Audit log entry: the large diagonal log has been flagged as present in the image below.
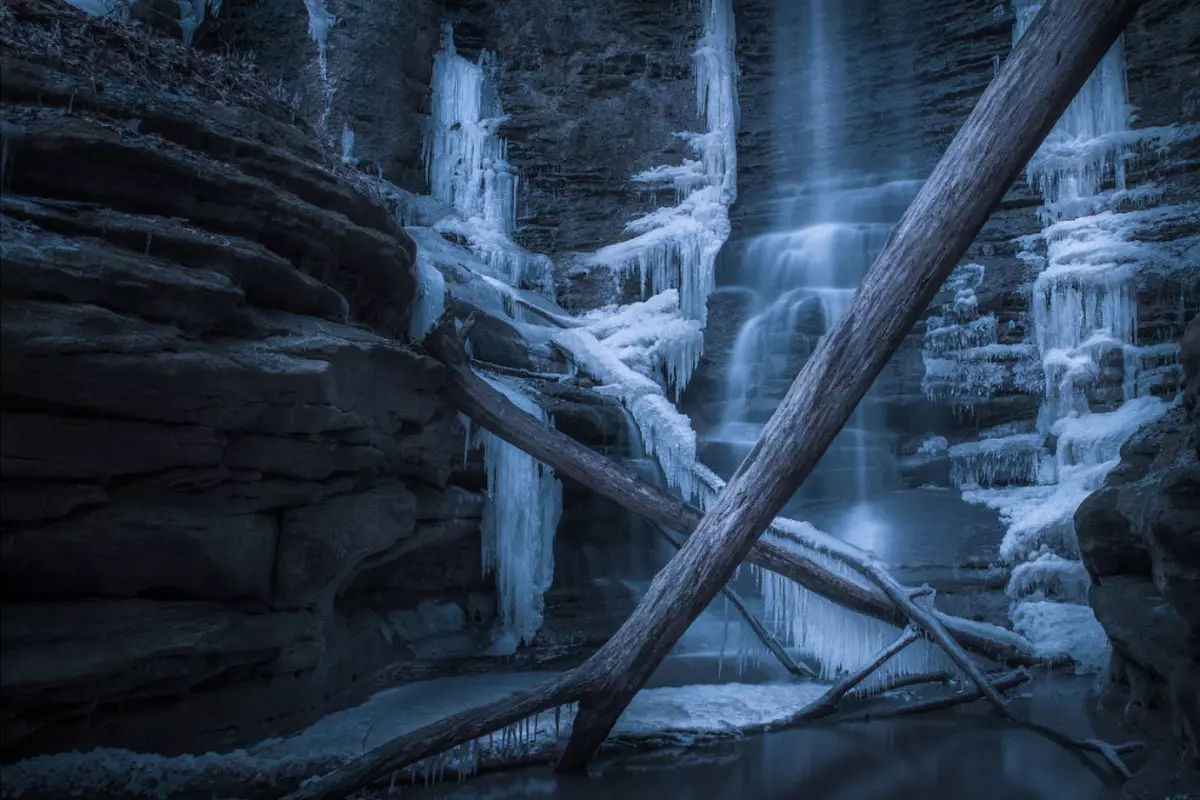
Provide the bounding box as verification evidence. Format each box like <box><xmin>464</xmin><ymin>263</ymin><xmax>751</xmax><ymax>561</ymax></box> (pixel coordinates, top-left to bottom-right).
<box><xmin>424</xmin><ymin>319</ymin><xmax>1043</xmax><ymax>667</ymax></box>
<box><xmin>555</xmin><ymin>0</ymin><xmax>1145</xmax><ymax>772</ymax></box>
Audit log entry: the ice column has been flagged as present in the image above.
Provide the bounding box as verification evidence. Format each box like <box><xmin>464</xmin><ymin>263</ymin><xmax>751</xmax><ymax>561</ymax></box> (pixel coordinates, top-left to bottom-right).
<box><xmin>477</xmin><ymin>376</ymin><xmax>563</xmax><ymax>649</ymax></box>
<box><xmin>423</xmin><ymin>24</ymin><xmax>518</xmax><ymax>235</ymax></box>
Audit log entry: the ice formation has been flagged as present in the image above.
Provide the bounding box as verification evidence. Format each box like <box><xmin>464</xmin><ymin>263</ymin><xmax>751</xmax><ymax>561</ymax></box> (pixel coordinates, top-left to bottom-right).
<box><xmin>578</xmin><ymin>291</ymin><xmax>705</xmax><ymax>402</ymax></box>
<box><xmin>948</xmin><ymin>434</ymin><xmax>1045</xmax><ymax>489</ymax></box>
<box><xmin>585</xmin><ymin>0</ymin><xmax>738</xmax><ymax>324</ymax></box>
<box><xmin>753</xmin><ymin>527</ymin><xmax>951</xmax><ymax>683</ymax></box>
<box><xmin>555</xmin><ymin>326</ymin><xmax>705</xmax><ymax>505</ymax></box>
<box><xmin>302</xmin><ymin>0</ymin><xmax>337</xmax><ymax>136</ymax></box>
<box><xmin>424</xmin><ymin>25</ymin><xmax>518</xmax><ymax>235</ymax></box>
<box><xmin>0</xmin><ymin>673</ymin><xmax>839</xmax><ymax>799</ymax></box>
<box><xmin>920</xmin><ymin>263</ymin><xmax>1018</xmax><ymax>412</ymax></box>
<box><xmin>419</xmin><ymin>26</ymin><xmax>554</xmax><ymax>298</ymax></box>
<box><xmin>408</xmin><ymin>250</ymin><xmax>446</xmax><ymax>341</ymax></box>
<box><xmin>931</xmin><ymin>3</ymin><xmax>1195</xmax><ymax>670</ymax></box>
<box><xmin>475</xmin><ymin>375</ymin><xmax>562</xmax><ymax>649</ymax></box>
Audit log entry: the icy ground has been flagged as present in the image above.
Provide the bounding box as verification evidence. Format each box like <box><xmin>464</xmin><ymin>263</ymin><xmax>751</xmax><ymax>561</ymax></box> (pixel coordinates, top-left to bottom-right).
<box><xmin>0</xmin><ymin>675</ymin><xmax>835</xmax><ymax>799</ymax></box>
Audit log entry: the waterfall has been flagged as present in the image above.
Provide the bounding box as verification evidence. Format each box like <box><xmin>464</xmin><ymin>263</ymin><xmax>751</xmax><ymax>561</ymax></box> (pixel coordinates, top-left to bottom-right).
<box><xmin>705</xmin><ymin>0</ymin><xmax>915</xmax><ymax>508</ymax></box>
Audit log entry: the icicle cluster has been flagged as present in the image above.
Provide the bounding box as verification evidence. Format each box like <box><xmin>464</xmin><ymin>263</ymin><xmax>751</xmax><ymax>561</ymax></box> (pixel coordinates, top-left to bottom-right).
<box><xmin>1012</xmin><ymin>0</ymin><xmax>1129</xmax><ymax>209</ymax></box>
<box><xmin>578</xmin><ymin>291</ymin><xmax>704</xmax><ymax>402</ymax></box>
<box><xmin>586</xmin><ymin>0</ymin><xmax>738</xmax><ymax>326</ymax></box>
<box><xmin>919</xmin><ymin>263</ymin><xmax>1030</xmax><ymax>413</ymax></box>
<box><xmin>418</xmin><ymin>26</ymin><xmax>555</xmax><ymax>299</ymax></box>
<box><xmin>555</xmin><ymin>327</ymin><xmax>706</xmax><ymax>505</ymax></box>
<box><xmin>424</xmin><ymin>25</ymin><xmax>518</xmax><ymax>235</ymax></box>
<box><xmin>475</xmin><ymin>376</ymin><xmax>562</xmax><ymax>649</ymax></box>
<box><xmin>937</xmin><ymin>5</ymin><xmax>1193</xmax><ymax>671</ymax></box>
<box><xmin>948</xmin><ymin>433</ymin><xmax>1045</xmax><ymax>489</ymax></box>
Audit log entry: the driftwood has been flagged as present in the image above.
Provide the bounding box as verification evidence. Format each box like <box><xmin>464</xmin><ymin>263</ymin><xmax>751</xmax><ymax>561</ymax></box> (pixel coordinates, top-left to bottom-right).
<box><xmin>841</xmin><ymin>670</ymin><xmax>1033</xmax><ymax>723</ymax></box>
<box><xmin>554</xmin><ymin>0</ymin><xmax>1147</xmax><ymax>773</ymax></box>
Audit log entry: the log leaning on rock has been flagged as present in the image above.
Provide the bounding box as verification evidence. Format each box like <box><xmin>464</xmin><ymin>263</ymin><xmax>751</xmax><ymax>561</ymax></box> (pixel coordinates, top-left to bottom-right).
<box><xmin>553</xmin><ymin>0</ymin><xmax>1148</xmax><ymax>773</ymax></box>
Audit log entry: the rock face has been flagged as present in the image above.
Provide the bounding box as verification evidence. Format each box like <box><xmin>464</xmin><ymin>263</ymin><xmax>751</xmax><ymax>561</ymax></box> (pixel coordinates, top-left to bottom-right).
<box><xmin>0</xmin><ymin>0</ymin><xmax>670</xmax><ymax>760</ymax></box>
<box><xmin>210</xmin><ymin>0</ymin><xmax>443</xmax><ymax>191</ymax></box>
<box><xmin>1075</xmin><ymin>313</ymin><xmax>1200</xmax><ymax>775</ymax></box>
<box><xmin>0</xmin><ymin>0</ymin><xmax>482</xmax><ymax>758</ymax></box>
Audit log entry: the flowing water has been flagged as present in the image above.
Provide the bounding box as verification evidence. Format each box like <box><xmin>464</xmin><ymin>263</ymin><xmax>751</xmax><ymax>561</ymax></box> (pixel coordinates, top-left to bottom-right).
<box><xmin>700</xmin><ymin>0</ymin><xmax>920</xmax><ymax>510</ymax></box>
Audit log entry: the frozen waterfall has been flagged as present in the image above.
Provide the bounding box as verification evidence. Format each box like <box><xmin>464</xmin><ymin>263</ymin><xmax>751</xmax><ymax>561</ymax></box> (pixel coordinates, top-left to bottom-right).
<box><xmin>930</xmin><ymin>0</ymin><xmax>1192</xmax><ymax>671</ymax></box>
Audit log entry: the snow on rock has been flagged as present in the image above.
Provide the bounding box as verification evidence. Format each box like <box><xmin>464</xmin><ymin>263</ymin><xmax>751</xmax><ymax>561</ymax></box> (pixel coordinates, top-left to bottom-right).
<box><xmin>1007</xmin><ymin>552</ymin><xmax>1092</xmax><ymax>605</ymax></box>
<box><xmin>1011</xmin><ymin>600</ymin><xmax>1111</xmax><ymax>674</ymax></box>
<box><xmin>0</xmin><ymin>676</ymin><xmax>840</xmax><ymax>799</ymax></box>
<box><xmin>1051</xmin><ymin>394</ymin><xmax>1169</xmax><ymax>471</ymax></box>
<box><xmin>917</xmin><ymin>435</ymin><xmax>949</xmax><ymax>455</ymax></box>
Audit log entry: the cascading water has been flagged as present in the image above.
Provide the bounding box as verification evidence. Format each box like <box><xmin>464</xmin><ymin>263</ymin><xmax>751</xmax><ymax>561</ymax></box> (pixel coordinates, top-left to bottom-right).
<box><xmin>704</xmin><ymin>0</ymin><xmax>917</xmax><ymax>510</ymax></box>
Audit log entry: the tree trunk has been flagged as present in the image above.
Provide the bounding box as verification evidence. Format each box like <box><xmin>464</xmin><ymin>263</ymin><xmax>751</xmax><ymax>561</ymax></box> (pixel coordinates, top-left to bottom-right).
<box><xmin>425</xmin><ymin>319</ymin><xmax>1047</xmax><ymax>668</ymax></box>
<box><xmin>554</xmin><ymin>0</ymin><xmax>1146</xmax><ymax>772</ymax></box>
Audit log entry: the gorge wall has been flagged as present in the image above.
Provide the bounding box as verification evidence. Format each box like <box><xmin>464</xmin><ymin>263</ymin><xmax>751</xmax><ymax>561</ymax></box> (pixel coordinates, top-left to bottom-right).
<box><xmin>2</xmin><ymin>0</ymin><xmax>1198</xmax><ymax>778</ymax></box>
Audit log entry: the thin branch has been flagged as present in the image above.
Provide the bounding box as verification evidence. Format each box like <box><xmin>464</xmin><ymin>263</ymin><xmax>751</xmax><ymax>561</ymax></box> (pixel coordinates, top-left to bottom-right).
<box><xmin>840</xmin><ymin>670</ymin><xmax>1032</xmax><ymax>722</ymax></box>
<box><xmin>780</xmin><ymin>626</ymin><xmax>923</xmax><ymax>724</ymax></box>
<box><xmin>655</xmin><ymin>524</ymin><xmax>814</xmax><ymax>678</ymax></box>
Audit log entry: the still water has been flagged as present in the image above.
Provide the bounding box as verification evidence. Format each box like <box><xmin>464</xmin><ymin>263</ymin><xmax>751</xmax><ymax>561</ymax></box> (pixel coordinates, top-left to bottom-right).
<box><xmin>396</xmin><ymin>678</ymin><xmax>1120</xmax><ymax>800</ymax></box>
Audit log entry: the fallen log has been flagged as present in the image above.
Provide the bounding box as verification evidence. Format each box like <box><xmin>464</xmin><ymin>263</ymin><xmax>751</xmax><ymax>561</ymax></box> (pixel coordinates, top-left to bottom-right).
<box><xmin>840</xmin><ymin>670</ymin><xmax>1033</xmax><ymax>723</ymax></box>
<box><xmin>554</xmin><ymin>0</ymin><xmax>1147</xmax><ymax>773</ymax></box>
<box><xmin>425</xmin><ymin>318</ymin><xmax>1047</xmax><ymax>669</ymax></box>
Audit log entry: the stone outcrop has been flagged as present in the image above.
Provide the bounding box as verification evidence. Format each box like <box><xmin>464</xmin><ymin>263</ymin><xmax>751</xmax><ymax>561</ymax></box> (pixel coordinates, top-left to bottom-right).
<box><xmin>1075</xmin><ymin>313</ymin><xmax>1200</xmax><ymax>778</ymax></box>
<box><xmin>0</xmin><ymin>0</ymin><xmax>672</xmax><ymax>760</ymax></box>
<box><xmin>0</xmin><ymin>0</ymin><xmax>480</xmax><ymax>758</ymax></box>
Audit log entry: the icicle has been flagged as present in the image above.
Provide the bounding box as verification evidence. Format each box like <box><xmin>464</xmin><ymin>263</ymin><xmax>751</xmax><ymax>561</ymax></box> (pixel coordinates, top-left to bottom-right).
<box><xmin>477</xmin><ymin>376</ymin><xmax>562</xmax><ymax>648</ymax></box>
<box><xmin>340</xmin><ymin>123</ymin><xmax>358</xmax><ymax>166</ymax></box>
<box><xmin>424</xmin><ymin>24</ymin><xmax>518</xmax><ymax>234</ymax></box>
<box><xmin>583</xmin><ymin>0</ymin><xmax>736</xmax><ymax>325</ymax></box>
<box><xmin>409</xmin><ymin>252</ymin><xmax>447</xmax><ymax>341</ymax></box>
